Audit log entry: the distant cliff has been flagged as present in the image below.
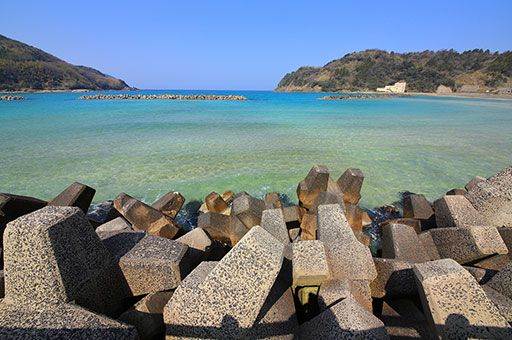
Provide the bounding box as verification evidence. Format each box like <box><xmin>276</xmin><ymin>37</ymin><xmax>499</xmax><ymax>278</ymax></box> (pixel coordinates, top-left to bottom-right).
<box><xmin>0</xmin><ymin>34</ymin><xmax>132</xmax><ymax>91</ymax></box>
<box><xmin>276</xmin><ymin>49</ymin><xmax>512</xmax><ymax>93</ymax></box>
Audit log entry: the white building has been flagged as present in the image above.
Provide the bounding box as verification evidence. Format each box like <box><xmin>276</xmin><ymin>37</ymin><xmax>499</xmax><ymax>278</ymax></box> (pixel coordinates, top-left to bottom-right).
<box><xmin>376</xmin><ymin>80</ymin><xmax>407</xmax><ymax>93</ymax></box>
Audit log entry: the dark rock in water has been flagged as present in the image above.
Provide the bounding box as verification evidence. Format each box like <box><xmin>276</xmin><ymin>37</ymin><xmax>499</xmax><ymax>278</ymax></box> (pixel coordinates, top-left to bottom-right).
<box><xmin>48</xmin><ymin>181</ymin><xmax>96</xmax><ymax>213</ymax></box>
<box><xmin>365</xmin><ymin>204</ymin><xmax>401</xmax><ymax>255</ymax></box>
<box><xmin>0</xmin><ymin>95</ymin><xmax>25</xmax><ymax>100</ymax></box>
<box><xmin>86</xmin><ymin>200</ymin><xmax>121</xmax><ymax>228</ymax></box>
<box><xmin>80</xmin><ymin>94</ymin><xmax>247</xmax><ymax>100</ymax></box>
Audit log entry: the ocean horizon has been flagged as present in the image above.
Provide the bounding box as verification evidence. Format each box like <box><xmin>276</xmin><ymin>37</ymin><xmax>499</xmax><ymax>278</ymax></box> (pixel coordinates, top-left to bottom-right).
<box><xmin>1</xmin><ymin>89</ymin><xmax>511</xmax><ymax>209</ymax></box>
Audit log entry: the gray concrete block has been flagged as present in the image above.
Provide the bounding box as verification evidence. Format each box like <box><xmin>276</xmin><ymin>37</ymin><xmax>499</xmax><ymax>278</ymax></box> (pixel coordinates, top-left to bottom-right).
<box><xmin>413</xmin><ymin>258</ymin><xmax>512</xmax><ymax>339</ymax></box>
<box><xmin>434</xmin><ymin>195</ymin><xmax>487</xmax><ymax>228</ymax></box>
<box><xmin>292</xmin><ymin>240</ymin><xmax>329</xmax><ymax>286</ymax></box>
<box><xmin>164</xmin><ymin>226</ymin><xmax>284</xmax><ymax>339</ymax></box>
<box><xmin>317</xmin><ymin>204</ymin><xmax>377</xmax><ymax>281</ymax></box>
<box><xmin>261</xmin><ymin>208</ymin><xmax>290</xmax><ymax>245</ymax></box>
<box><xmin>381</xmin><ymin>223</ymin><xmax>429</xmax><ymax>263</ymax></box>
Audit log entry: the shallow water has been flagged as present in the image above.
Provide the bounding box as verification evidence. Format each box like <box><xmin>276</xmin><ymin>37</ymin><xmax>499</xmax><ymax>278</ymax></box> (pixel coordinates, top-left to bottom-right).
<box><xmin>1</xmin><ymin>90</ymin><xmax>511</xmax><ymax>208</ymax></box>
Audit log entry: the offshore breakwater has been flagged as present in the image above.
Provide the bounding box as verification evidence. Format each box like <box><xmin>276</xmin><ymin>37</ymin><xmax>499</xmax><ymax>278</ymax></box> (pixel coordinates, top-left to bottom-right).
<box><xmin>79</xmin><ymin>93</ymin><xmax>247</xmax><ymax>100</ymax></box>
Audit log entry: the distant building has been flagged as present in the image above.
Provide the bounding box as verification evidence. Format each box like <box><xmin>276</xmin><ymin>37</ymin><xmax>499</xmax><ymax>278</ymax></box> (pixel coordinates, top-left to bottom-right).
<box><xmin>376</xmin><ymin>80</ymin><xmax>406</xmax><ymax>93</ymax></box>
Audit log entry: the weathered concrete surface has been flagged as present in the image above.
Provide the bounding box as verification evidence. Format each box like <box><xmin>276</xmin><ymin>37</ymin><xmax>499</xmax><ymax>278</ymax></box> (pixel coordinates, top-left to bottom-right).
<box><xmin>164</xmin><ymin>226</ymin><xmax>284</xmax><ymax>339</ymax></box>
<box><xmin>231</xmin><ymin>193</ymin><xmax>266</xmax><ymax>228</ymax></box>
<box><xmin>48</xmin><ymin>182</ymin><xmax>96</xmax><ymax>213</ymax></box>
<box><xmin>310</xmin><ymin>191</ymin><xmax>344</xmax><ymax>215</ymax></box>
<box><xmin>317</xmin><ymin>204</ymin><xmax>377</xmax><ymax>281</ymax></box>
<box><xmin>472</xmin><ymin>254</ymin><xmax>511</xmax><ymax>271</ymax></box>
<box><xmin>403</xmin><ymin>193</ymin><xmax>434</xmax><ymax>220</ymax></box>
<box><xmin>95</xmin><ymin>216</ymin><xmax>131</xmax><ymax>234</ymax></box>
<box><xmin>380</xmin><ymin>299</ymin><xmax>430</xmax><ymax>339</ymax></box>
<box><xmin>381</xmin><ymin>223</ymin><xmax>429</xmax><ymax>263</ymax></box>
<box><xmin>465</xmin><ymin>175</ymin><xmax>487</xmax><ymax>191</ymax></box>
<box><xmin>482</xmin><ymin>285</ymin><xmax>512</xmax><ymax>323</ymax></box>
<box><xmin>413</xmin><ymin>258</ymin><xmax>512</xmax><ymax>339</ymax></box>
<box><xmin>317</xmin><ymin>279</ymin><xmax>351</xmax><ymax>312</ymax></box>
<box><xmin>119</xmin><ymin>290</ymin><xmax>174</xmax><ymax>339</ymax></box>
<box><xmin>176</xmin><ymin>227</ymin><xmax>212</xmax><ymax>252</ymax></box>
<box><xmin>299</xmin><ymin>295</ymin><xmax>389</xmax><ymax>339</ymax></box>
<box><xmin>0</xmin><ymin>302</ymin><xmax>137</xmax><ymax>339</ymax></box>
<box><xmin>498</xmin><ymin>227</ymin><xmax>512</xmax><ymax>253</ymax></box>
<box><xmin>288</xmin><ymin>228</ymin><xmax>300</xmax><ymax>242</ymax></box>
<box><xmin>370</xmin><ymin>258</ymin><xmax>416</xmax><ymax>298</ymax></box>
<box><xmin>337</xmin><ymin>168</ymin><xmax>364</xmax><ymax>205</ymax></box>
<box><xmin>204</xmin><ymin>192</ymin><xmax>228</xmax><ymax>213</ymax></box>
<box><xmin>119</xmin><ymin>235</ymin><xmax>190</xmax><ymax>296</ymax></box>
<box><xmin>486</xmin><ymin>261</ymin><xmax>512</xmax><ymax>300</ymax></box>
<box><xmin>434</xmin><ymin>195</ymin><xmax>487</xmax><ymax>228</ymax></box>
<box><xmin>152</xmin><ymin>191</ymin><xmax>185</xmax><ymax>219</ymax></box>
<box><xmin>426</xmin><ymin>226</ymin><xmax>508</xmax><ymax>264</ymax></box>
<box><xmin>114</xmin><ymin>193</ymin><xmax>182</xmax><ymax>238</ymax></box>
<box><xmin>261</xmin><ymin>208</ymin><xmax>290</xmax><ymax>245</ymax></box>
<box><xmin>282</xmin><ymin>205</ymin><xmax>302</xmax><ymax>228</ymax></box>
<box><xmin>292</xmin><ymin>240</ymin><xmax>329</xmax><ymax>286</ymax></box>
<box><xmin>0</xmin><ymin>270</ymin><xmax>4</xmax><ymax>298</ymax></box>
<box><xmin>465</xmin><ymin>168</ymin><xmax>512</xmax><ymax>227</ymax></box>
<box><xmin>3</xmin><ymin>206</ymin><xmax>119</xmax><ymax>306</ymax></box>
<box><xmin>380</xmin><ymin>218</ymin><xmax>422</xmax><ymax>234</ymax></box>
<box><xmin>297</xmin><ymin>165</ymin><xmax>330</xmax><ymax>209</ymax></box>
<box><xmin>418</xmin><ymin>232</ymin><xmax>441</xmax><ymax>261</ymax></box>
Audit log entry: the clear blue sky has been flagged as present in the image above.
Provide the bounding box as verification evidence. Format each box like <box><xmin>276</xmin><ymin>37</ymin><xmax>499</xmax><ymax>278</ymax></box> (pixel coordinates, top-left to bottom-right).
<box><xmin>1</xmin><ymin>0</ymin><xmax>511</xmax><ymax>90</ymax></box>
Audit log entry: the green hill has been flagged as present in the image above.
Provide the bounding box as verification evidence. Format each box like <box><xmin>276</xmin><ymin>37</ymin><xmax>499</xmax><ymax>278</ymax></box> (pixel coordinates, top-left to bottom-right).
<box><xmin>0</xmin><ymin>34</ymin><xmax>131</xmax><ymax>91</ymax></box>
<box><xmin>276</xmin><ymin>49</ymin><xmax>512</xmax><ymax>93</ymax></box>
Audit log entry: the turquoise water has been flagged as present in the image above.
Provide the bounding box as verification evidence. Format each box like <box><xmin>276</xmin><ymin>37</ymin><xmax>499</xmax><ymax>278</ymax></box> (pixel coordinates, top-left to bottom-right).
<box><xmin>1</xmin><ymin>90</ymin><xmax>511</xmax><ymax>208</ymax></box>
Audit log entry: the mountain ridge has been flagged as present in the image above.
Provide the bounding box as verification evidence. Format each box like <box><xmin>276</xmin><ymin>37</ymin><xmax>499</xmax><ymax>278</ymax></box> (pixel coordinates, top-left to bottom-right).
<box><xmin>276</xmin><ymin>49</ymin><xmax>512</xmax><ymax>93</ymax></box>
<box><xmin>0</xmin><ymin>34</ymin><xmax>132</xmax><ymax>92</ymax></box>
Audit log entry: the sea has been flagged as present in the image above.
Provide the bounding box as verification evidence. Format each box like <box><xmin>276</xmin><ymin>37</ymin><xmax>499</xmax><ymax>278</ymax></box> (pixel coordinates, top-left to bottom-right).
<box><xmin>1</xmin><ymin>90</ymin><xmax>511</xmax><ymax>211</ymax></box>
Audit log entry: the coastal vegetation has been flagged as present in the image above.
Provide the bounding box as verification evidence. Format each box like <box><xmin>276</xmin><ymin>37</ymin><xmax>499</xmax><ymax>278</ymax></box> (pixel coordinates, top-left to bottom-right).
<box><xmin>276</xmin><ymin>49</ymin><xmax>512</xmax><ymax>93</ymax></box>
<box><xmin>0</xmin><ymin>34</ymin><xmax>131</xmax><ymax>92</ymax></box>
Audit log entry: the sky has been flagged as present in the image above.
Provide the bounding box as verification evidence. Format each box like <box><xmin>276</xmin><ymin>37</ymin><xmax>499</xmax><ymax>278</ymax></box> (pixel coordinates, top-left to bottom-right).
<box><xmin>1</xmin><ymin>0</ymin><xmax>511</xmax><ymax>90</ymax></box>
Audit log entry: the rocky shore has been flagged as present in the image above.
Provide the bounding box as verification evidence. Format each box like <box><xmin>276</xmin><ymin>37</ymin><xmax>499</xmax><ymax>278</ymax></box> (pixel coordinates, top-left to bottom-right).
<box><xmin>319</xmin><ymin>93</ymin><xmax>408</xmax><ymax>100</ymax></box>
<box><xmin>0</xmin><ymin>95</ymin><xmax>25</xmax><ymax>101</ymax></box>
<box><xmin>1</xmin><ymin>165</ymin><xmax>512</xmax><ymax>339</ymax></box>
<box><xmin>79</xmin><ymin>94</ymin><xmax>247</xmax><ymax>101</ymax></box>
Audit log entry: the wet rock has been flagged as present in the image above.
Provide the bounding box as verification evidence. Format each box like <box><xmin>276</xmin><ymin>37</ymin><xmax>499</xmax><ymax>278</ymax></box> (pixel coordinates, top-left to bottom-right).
<box><xmin>381</xmin><ymin>223</ymin><xmax>429</xmax><ymax>263</ymax></box>
<box><xmin>152</xmin><ymin>191</ymin><xmax>185</xmax><ymax>219</ymax></box>
<box><xmin>434</xmin><ymin>195</ymin><xmax>487</xmax><ymax>228</ymax></box>
<box><xmin>317</xmin><ymin>204</ymin><xmax>377</xmax><ymax>281</ymax></box>
<box><xmin>204</xmin><ymin>192</ymin><xmax>229</xmax><ymax>213</ymax></box>
<box><xmin>413</xmin><ymin>258</ymin><xmax>512</xmax><ymax>338</ymax></box>
<box><xmin>119</xmin><ymin>290</ymin><xmax>174</xmax><ymax>339</ymax></box>
<box><xmin>231</xmin><ymin>193</ymin><xmax>266</xmax><ymax>228</ymax></box>
<box><xmin>86</xmin><ymin>200</ymin><xmax>122</xmax><ymax>228</ymax></box>
<box><xmin>261</xmin><ymin>208</ymin><xmax>290</xmax><ymax>245</ymax></box>
<box><xmin>292</xmin><ymin>240</ymin><xmax>330</xmax><ymax>287</ymax></box>
<box><xmin>337</xmin><ymin>168</ymin><xmax>364</xmax><ymax>205</ymax></box>
<box><xmin>114</xmin><ymin>193</ymin><xmax>182</xmax><ymax>239</ymax></box>
<box><xmin>0</xmin><ymin>302</ymin><xmax>137</xmax><ymax>339</ymax></box>
<box><xmin>164</xmin><ymin>226</ymin><xmax>284</xmax><ymax>339</ymax></box>
<box><xmin>370</xmin><ymin>258</ymin><xmax>416</xmax><ymax>298</ymax></box>
<box><xmin>48</xmin><ymin>182</ymin><xmax>96</xmax><ymax>213</ymax></box>
<box><xmin>297</xmin><ymin>165</ymin><xmax>330</xmax><ymax>209</ymax></box>
<box><xmin>299</xmin><ymin>295</ymin><xmax>389</xmax><ymax>339</ymax></box>
<box><xmin>425</xmin><ymin>226</ymin><xmax>508</xmax><ymax>264</ymax></box>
